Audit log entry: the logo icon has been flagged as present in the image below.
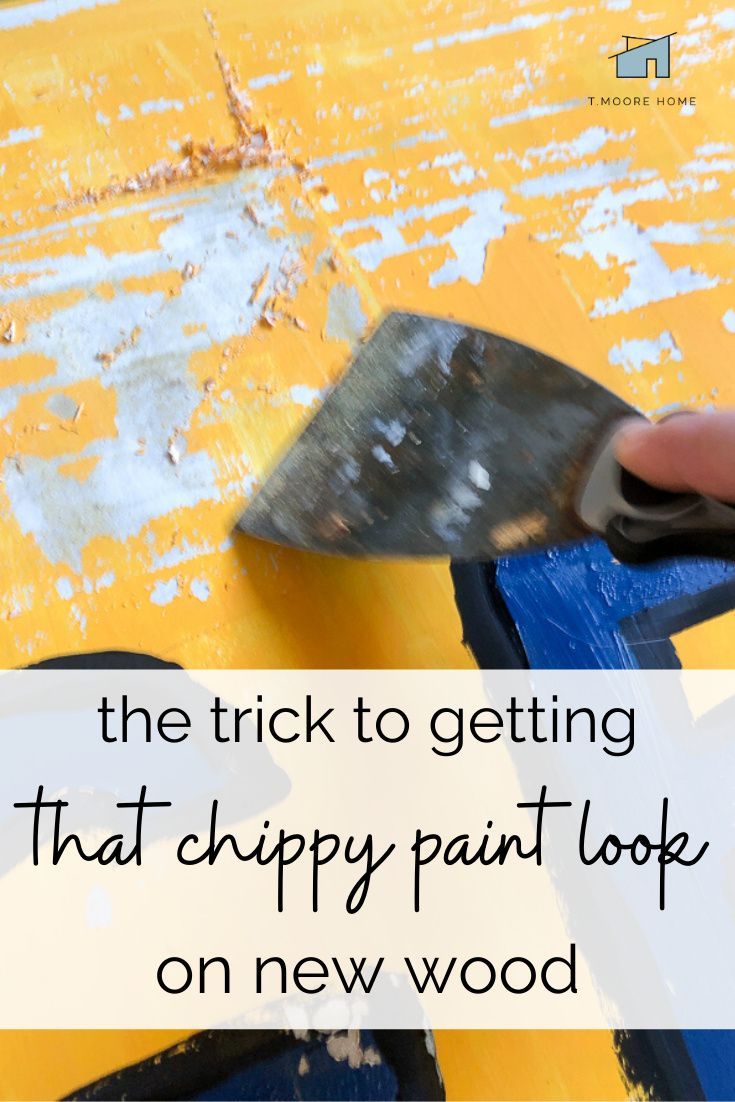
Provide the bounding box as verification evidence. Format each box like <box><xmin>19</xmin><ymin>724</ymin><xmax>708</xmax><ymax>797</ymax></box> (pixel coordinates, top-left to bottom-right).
<box><xmin>609</xmin><ymin>33</ymin><xmax>675</xmax><ymax>78</ymax></box>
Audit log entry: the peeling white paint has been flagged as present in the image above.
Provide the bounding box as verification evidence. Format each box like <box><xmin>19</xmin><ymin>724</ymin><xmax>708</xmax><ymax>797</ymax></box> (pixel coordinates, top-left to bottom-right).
<box><xmin>310</xmin><ymin>147</ymin><xmax>377</xmax><ymax>169</ymax></box>
<box><xmin>560</xmin><ymin>179</ymin><xmax>719</xmax><ymax>316</ymax></box>
<box><xmin>609</xmin><ymin>330</ymin><xmax>682</xmax><ymax>373</ymax></box>
<box><xmin>151</xmin><ymin>538</ymin><xmax>214</xmax><ymax>569</ymax></box>
<box><xmin>325</xmin><ymin>283</ymin><xmax>368</xmax><ymax>343</ymax></box>
<box><xmin>0</xmin><ymin>126</ymin><xmax>43</xmax><ymax>147</ymax></box>
<box><xmin>723</xmin><ymin>309</ymin><xmax>735</xmax><ymax>333</ymax></box>
<box><xmin>450</xmin><ymin>164</ymin><xmax>476</xmax><ymax>185</ymax></box>
<box><xmin>713</xmin><ymin>8</ymin><xmax>735</xmax><ymax>29</ymax></box>
<box><xmin>325</xmin><ymin>1031</ymin><xmax>381</xmax><ymax>1069</ymax></box>
<box><xmin>498</xmin><ymin>126</ymin><xmax>631</xmax><ymax>171</ymax></box>
<box><xmin>490</xmin><ymin>98</ymin><xmax>584</xmax><ymax>129</ymax></box>
<box><xmin>319</xmin><ymin>193</ymin><xmax>339</xmax><ymax>213</ymax></box>
<box><xmin>289</xmin><ymin>384</ymin><xmax>322</xmax><ymax>407</ymax></box>
<box><xmin>248</xmin><ymin>70</ymin><xmax>293</xmax><ymax>90</ymax></box>
<box><xmin>56</xmin><ymin>577</ymin><xmax>74</xmax><ymax>600</ymax></box>
<box><xmin>364</xmin><ymin>168</ymin><xmax>388</xmax><ymax>186</ymax></box>
<box><xmin>139</xmin><ymin>98</ymin><xmax>184</xmax><ymax>115</ymax></box>
<box><xmin>336</xmin><ymin>188</ymin><xmax>519</xmax><ymax>286</ymax></box>
<box><xmin>150</xmin><ymin>578</ymin><xmax>179</xmax><ymax>606</ymax></box>
<box><xmin>190</xmin><ymin>577</ymin><xmax>211</xmax><ymax>602</ymax></box>
<box><xmin>394</xmin><ymin>129</ymin><xmax>448</xmax><ymax>149</ymax></box>
<box><xmin>0</xmin><ymin>0</ymin><xmax>117</xmax><ymax>30</ymax></box>
<box><xmin>517</xmin><ymin>158</ymin><xmax>631</xmax><ymax>199</ymax></box>
<box><xmin>413</xmin><ymin>7</ymin><xmax>579</xmax><ymax>52</ymax></box>
<box><xmin>0</xmin><ymin>173</ymin><xmax>297</xmax><ymax>568</ymax></box>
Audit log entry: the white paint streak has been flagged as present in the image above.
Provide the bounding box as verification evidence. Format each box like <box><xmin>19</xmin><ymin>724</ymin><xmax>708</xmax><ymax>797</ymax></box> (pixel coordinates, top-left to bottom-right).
<box><xmin>517</xmin><ymin>158</ymin><xmax>631</xmax><ymax>198</ymax></box>
<box><xmin>248</xmin><ymin>70</ymin><xmax>293</xmax><ymax>90</ymax></box>
<box><xmin>336</xmin><ymin>189</ymin><xmax>519</xmax><ymax>286</ymax></box>
<box><xmin>560</xmin><ymin>179</ymin><xmax>719</xmax><ymax>316</ymax></box>
<box><xmin>0</xmin><ymin>174</ymin><xmax>298</xmax><ymax>567</ymax></box>
<box><xmin>413</xmin><ymin>7</ymin><xmax>579</xmax><ymax>51</ymax></box>
<box><xmin>324</xmin><ymin>283</ymin><xmax>368</xmax><ymax>343</ymax></box>
<box><xmin>56</xmin><ymin>577</ymin><xmax>74</xmax><ymax>600</ymax></box>
<box><xmin>289</xmin><ymin>384</ymin><xmax>321</xmax><ymax>407</ymax></box>
<box><xmin>395</xmin><ymin>129</ymin><xmax>448</xmax><ymax>149</ymax></box>
<box><xmin>310</xmin><ymin>147</ymin><xmax>377</xmax><ymax>169</ymax></box>
<box><xmin>609</xmin><ymin>330</ymin><xmax>682</xmax><ymax>373</ymax></box>
<box><xmin>0</xmin><ymin>126</ymin><xmax>43</xmax><ymax>148</ymax></box>
<box><xmin>490</xmin><ymin>98</ymin><xmax>584</xmax><ymax>129</ymax></box>
<box><xmin>498</xmin><ymin>126</ymin><xmax>631</xmax><ymax>171</ymax></box>
<box><xmin>0</xmin><ymin>0</ymin><xmax>118</xmax><ymax>30</ymax></box>
<box><xmin>139</xmin><ymin>98</ymin><xmax>184</xmax><ymax>115</ymax></box>
<box><xmin>713</xmin><ymin>8</ymin><xmax>735</xmax><ymax>29</ymax></box>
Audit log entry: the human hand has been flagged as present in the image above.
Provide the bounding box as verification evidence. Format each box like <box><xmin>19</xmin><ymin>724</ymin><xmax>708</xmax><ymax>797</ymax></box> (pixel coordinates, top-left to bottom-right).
<box><xmin>614</xmin><ymin>411</ymin><xmax>735</xmax><ymax>502</ymax></box>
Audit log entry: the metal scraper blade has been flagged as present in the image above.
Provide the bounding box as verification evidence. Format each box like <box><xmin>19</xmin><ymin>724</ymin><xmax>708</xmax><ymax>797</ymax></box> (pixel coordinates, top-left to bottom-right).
<box><xmin>237</xmin><ymin>312</ymin><xmax>634</xmax><ymax>559</ymax></box>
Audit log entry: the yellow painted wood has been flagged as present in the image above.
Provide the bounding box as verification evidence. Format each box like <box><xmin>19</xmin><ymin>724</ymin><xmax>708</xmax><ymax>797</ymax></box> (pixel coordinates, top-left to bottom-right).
<box><xmin>0</xmin><ymin>0</ymin><xmax>732</xmax><ymax>1096</ymax></box>
<box><xmin>674</xmin><ymin>610</ymin><xmax>735</xmax><ymax>667</ymax></box>
<box><xmin>435</xmin><ymin>1031</ymin><xmax>629</xmax><ymax>1101</ymax></box>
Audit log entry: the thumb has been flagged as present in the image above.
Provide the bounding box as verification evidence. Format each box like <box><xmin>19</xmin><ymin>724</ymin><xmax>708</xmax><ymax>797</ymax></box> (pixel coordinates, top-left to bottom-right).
<box><xmin>614</xmin><ymin>411</ymin><xmax>735</xmax><ymax>502</ymax></box>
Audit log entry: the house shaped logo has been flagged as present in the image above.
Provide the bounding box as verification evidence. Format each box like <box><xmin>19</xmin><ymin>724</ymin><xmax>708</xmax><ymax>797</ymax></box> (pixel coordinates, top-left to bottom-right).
<box><xmin>609</xmin><ymin>33</ymin><xmax>675</xmax><ymax>78</ymax></box>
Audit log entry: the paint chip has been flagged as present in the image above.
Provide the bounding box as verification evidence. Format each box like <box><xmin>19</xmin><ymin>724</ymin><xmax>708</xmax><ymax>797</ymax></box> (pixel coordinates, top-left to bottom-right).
<box><xmin>3</xmin><ymin>320</ymin><xmax>16</xmax><ymax>343</ymax></box>
<box><xmin>326</xmin><ymin>1031</ymin><xmax>381</xmax><ymax>1069</ymax></box>
<box><xmin>150</xmin><ymin>577</ymin><xmax>179</xmax><ymax>606</ymax></box>
<box><xmin>167</xmin><ymin>433</ymin><xmax>185</xmax><ymax>465</ymax></box>
<box><xmin>190</xmin><ymin>577</ymin><xmax>211</xmax><ymax>602</ymax></box>
<box><xmin>468</xmin><ymin>460</ymin><xmax>491</xmax><ymax>490</ymax></box>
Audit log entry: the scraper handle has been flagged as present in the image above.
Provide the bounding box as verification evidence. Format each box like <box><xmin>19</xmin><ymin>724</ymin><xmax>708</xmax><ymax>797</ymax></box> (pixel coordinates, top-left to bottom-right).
<box><xmin>577</xmin><ymin>432</ymin><xmax>735</xmax><ymax>564</ymax></box>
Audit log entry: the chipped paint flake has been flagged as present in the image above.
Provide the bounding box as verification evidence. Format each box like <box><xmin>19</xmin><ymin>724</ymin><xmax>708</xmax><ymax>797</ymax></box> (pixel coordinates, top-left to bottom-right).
<box><xmin>0</xmin><ymin>0</ymin><xmax>118</xmax><ymax>29</ymax></box>
<box><xmin>325</xmin><ymin>1031</ymin><xmax>381</xmax><ymax>1069</ymax></box>
<box><xmin>150</xmin><ymin>577</ymin><xmax>179</xmax><ymax>606</ymax></box>
<box><xmin>609</xmin><ymin>330</ymin><xmax>682</xmax><ymax>373</ymax></box>
<box><xmin>468</xmin><ymin>460</ymin><xmax>491</xmax><ymax>490</ymax></box>
<box><xmin>190</xmin><ymin>577</ymin><xmax>211</xmax><ymax>601</ymax></box>
<box><xmin>289</xmin><ymin>384</ymin><xmax>322</xmax><ymax>407</ymax></box>
<box><xmin>248</xmin><ymin>70</ymin><xmax>293</xmax><ymax>90</ymax></box>
<box><xmin>324</xmin><ymin>283</ymin><xmax>368</xmax><ymax>343</ymax></box>
<box><xmin>0</xmin><ymin>126</ymin><xmax>43</xmax><ymax>148</ymax></box>
<box><xmin>336</xmin><ymin>189</ymin><xmax>519</xmax><ymax>285</ymax></box>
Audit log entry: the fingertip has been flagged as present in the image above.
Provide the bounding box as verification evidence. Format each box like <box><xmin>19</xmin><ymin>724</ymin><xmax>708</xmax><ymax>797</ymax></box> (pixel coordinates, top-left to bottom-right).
<box><xmin>613</xmin><ymin>418</ymin><xmax>654</xmax><ymax>469</ymax></box>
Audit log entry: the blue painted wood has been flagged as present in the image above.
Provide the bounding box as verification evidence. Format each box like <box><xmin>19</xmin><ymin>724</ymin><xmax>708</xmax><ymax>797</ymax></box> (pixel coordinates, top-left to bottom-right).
<box><xmin>497</xmin><ymin>538</ymin><xmax>735</xmax><ymax>669</ymax></box>
<box><xmin>192</xmin><ymin>1031</ymin><xmax>397</xmax><ymax>1101</ymax></box>
<box><xmin>496</xmin><ymin>537</ymin><xmax>735</xmax><ymax>1099</ymax></box>
<box><xmin>682</xmin><ymin>1034</ymin><xmax>734</xmax><ymax>1102</ymax></box>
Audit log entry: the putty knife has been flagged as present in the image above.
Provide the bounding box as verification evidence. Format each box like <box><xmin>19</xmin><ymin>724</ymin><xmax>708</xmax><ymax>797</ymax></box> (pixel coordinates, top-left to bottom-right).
<box><xmin>238</xmin><ymin>312</ymin><xmax>735</xmax><ymax>563</ymax></box>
